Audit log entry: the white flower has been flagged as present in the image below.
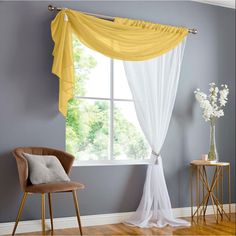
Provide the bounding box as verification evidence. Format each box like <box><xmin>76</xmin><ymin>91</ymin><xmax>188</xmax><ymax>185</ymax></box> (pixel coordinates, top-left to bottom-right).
<box><xmin>214</xmin><ymin>87</ymin><xmax>219</xmax><ymax>93</ymax></box>
<box><xmin>195</xmin><ymin>91</ymin><xmax>207</xmax><ymax>102</ymax></box>
<box><xmin>219</xmin><ymin>87</ymin><xmax>229</xmax><ymax>106</ymax></box>
<box><xmin>209</xmin><ymin>87</ymin><xmax>214</xmax><ymax>92</ymax></box>
<box><xmin>219</xmin><ymin>98</ymin><xmax>227</xmax><ymax>106</ymax></box>
<box><xmin>211</xmin><ymin>94</ymin><xmax>217</xmax><ymax>102</ymax></box>
<box><xmin>194</xmin><ymin>82</ymin><xmax>229</xmax><ymax>122</ymax></box>
<box><xmin>212</xmin><ymin>109</ymin><xmax>224</xmax><ymax>118</ymax></box>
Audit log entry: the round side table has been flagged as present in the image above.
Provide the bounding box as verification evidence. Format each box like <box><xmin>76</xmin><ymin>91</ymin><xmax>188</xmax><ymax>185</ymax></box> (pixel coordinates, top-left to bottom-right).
<box><xmin>190</xmin><ymin>160</ymin><xmax>231</xmax><ymax>223</ymax></box>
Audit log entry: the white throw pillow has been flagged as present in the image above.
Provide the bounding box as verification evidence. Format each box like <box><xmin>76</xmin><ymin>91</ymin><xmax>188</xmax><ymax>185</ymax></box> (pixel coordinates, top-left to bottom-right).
<box><xmin>23</xmin><ymin>153</ymin><xmax>70</xmax><ymax>184</ymax></box>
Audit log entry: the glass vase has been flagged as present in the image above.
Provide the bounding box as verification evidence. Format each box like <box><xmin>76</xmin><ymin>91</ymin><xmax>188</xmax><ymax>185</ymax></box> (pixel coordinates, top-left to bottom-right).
<box><xmin>208</xmin><ymin>121</ymin><xmax>218</xmax><ymax>162</ymax></box>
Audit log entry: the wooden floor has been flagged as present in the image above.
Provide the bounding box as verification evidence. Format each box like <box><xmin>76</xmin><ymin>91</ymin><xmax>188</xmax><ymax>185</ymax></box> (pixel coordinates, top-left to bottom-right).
<box><xmin>17</xmin><ymin>214</ymin><xmax>235</xmax><ymax>235</ymax></box>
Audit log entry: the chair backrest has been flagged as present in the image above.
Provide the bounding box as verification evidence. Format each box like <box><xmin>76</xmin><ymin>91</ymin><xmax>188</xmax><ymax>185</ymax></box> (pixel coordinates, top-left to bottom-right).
<box><xmin>12</xmin><ymin>147</ymin><xmax>75</xmax><ymax>192</ymax></box>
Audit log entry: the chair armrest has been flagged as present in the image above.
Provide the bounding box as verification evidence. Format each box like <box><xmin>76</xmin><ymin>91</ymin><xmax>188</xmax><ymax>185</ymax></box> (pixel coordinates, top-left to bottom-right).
<box><xmin>44</xmin><ymin>148</ymin><xmax>75</xmax><ymax>174</ymax></box>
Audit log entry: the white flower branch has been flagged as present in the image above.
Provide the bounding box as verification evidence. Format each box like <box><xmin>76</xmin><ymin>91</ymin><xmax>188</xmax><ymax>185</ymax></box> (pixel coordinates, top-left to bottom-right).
<box><xmin>194</xmin><ymin>83</ymin><xmax>229</xmax><ymax>122</ymax></box>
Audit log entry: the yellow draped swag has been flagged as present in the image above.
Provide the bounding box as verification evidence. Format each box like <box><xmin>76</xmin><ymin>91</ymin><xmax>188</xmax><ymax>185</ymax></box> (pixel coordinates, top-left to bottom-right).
<box><xmin>51</xmin><ymin>9</ymin><xmax>188</xmax><ymax>116</ymax></box>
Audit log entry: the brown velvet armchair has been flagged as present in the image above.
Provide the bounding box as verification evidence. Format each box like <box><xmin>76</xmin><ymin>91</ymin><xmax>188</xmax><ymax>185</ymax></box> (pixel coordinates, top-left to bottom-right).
<box><xmin>12</xmin><ymin>147</ymin><xmax>84</xmax><ymax>235</ymax></box>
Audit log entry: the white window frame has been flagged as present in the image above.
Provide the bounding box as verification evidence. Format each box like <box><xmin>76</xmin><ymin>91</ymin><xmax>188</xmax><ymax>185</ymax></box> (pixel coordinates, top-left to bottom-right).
<box><xmin>71</xmin><ymin>58</ymin><xmax>150</xmax><ymax>166</ymax></box>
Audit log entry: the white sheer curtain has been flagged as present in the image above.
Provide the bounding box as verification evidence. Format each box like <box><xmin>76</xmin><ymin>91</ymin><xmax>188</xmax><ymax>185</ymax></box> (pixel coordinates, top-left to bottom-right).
<box><xmin>123</xmin><ymin>38</ymin><xmax>190</xmax><ymax>228</ymax></box>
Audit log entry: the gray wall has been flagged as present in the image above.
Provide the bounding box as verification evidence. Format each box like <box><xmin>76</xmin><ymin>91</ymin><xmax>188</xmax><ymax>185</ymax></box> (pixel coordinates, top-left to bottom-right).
<box><xmin>0</xmin><ymin>1</ymin><xmax>235</xmax><ymax>223</ymax></box>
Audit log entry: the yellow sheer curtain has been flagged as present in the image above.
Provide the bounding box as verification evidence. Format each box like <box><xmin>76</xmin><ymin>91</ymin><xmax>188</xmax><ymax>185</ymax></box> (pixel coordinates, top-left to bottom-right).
<box><xmin>51</xmin><ymin>9</ymin><xmax>188</xmax><ymax>116</ymax></box>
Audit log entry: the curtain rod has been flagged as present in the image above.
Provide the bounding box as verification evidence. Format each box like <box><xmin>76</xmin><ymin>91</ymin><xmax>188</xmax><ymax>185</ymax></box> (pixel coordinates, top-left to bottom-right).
<box><xmin>48</xmin><ymin>5</ymin><xmax>198</xmax><ymax>34</ymax></box>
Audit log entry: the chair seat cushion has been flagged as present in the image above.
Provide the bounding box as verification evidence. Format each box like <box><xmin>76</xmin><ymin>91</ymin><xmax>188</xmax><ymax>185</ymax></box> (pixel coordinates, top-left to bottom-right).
<box><xmin>26</xmin><ymin>181</ymin><xmax>85</xmax><ymax>193</ymax></box>
<box><xmin>23</xmin><ymin>153</ymin><xmax>70</xmax><ymax>184</ymax></box>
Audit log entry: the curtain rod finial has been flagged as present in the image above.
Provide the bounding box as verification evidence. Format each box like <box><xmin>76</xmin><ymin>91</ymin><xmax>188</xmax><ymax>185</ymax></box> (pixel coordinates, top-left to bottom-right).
<box><xmin>48</xmin><ymin>5</ymin><xmax>62</xmax><ymax>12</ymax></box>
<box><xmin>189</xmin><ymin>28</ymin><xmax>198</xmax><ymax>34</ymax></box>
<box><xmin>48</xmin><ymin>5</ymin><xmax>55</xmax><ymax>12</ymax></box>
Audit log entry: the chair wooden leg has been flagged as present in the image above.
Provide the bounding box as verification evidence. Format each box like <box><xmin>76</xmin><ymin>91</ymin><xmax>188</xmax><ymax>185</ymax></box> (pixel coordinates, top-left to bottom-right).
<box><xmin>48</xmin><ymin>193</ymin><xmax>54</xmax><ymax>231</ymax></box>
<box><xmin>41</xmin><ymin>193</ymin><xmax>46</xmax><ymax>235</ymax></box>
<box><xmin>12</xmin><ymin>192</ymin><xmax>28</xmax><ymax>235</ymax></box>
<box><xmin>72</xmin><ymin>190</ymin><xmax>83</xmax><ymax>235</ymax></box>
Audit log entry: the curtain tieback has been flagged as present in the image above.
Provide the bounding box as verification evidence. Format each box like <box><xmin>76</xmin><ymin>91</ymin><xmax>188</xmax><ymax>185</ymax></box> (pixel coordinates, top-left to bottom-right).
<box><xmin>151</xmin><ymin>150</ymin><xmax>160</xmax><ymax>157</ymax></box>
<box><xmin>151</xmin><ymin>150</ymin><xmax>160</xmax><ymax>165</ymax></box>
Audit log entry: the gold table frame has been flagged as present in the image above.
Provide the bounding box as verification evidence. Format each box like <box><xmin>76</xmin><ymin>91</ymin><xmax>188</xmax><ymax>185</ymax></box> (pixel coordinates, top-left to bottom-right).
<box><xmin>190</xmin><ymin>160</ymin><xmax>231</xmax><ymax>223</ymax></box>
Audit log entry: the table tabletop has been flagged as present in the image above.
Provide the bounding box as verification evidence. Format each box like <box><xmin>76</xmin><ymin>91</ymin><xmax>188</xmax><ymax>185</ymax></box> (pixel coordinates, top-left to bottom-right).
<box><xmin>190</xmin><ymin>160</ymin><xmax>230</xmax><ymax>166</ymax></box>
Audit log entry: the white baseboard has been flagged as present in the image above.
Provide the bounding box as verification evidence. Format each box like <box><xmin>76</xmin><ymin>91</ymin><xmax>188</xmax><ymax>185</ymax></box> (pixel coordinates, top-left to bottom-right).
<box><xmin>0</xmin><ymin>203</ymin><xmax>235</xmax><ymax>235</ymax></box>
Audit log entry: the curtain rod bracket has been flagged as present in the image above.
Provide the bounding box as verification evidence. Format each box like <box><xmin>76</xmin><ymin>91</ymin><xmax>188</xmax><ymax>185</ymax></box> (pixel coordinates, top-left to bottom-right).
<box><xmin>48</xmin><ymin>5</ymin><xmax>197</xmax><ymax>34</ymax></box>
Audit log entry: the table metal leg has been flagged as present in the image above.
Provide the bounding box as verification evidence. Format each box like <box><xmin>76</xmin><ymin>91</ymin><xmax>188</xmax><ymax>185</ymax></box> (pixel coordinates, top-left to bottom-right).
<box><xmin>216</xmin><ymin>167</ymin><xmax>218</xmax><ymax>222</ymax></box>
<box><xmin>221</xmin><ymin>168</ymin><xmax>223</xmax><ymax>219</ymax></box>
<box><xmin>202</xmin><ymin>166</ymin><xmax>204</xmax><ymax>218</ymax></box>
<box><xmin>228</xmin><ymin>165</ymin><xmax>231</xmax><ymax>220</ymax></box>
<box><xmin>196</xmin><ymin>166</ymin><xmax>199</xmax><ymax>221</ymax></box>
<box><xmin>190</xmin><ymin>165</ymin><xmax>193</xmax><ymax>221</ymax></box>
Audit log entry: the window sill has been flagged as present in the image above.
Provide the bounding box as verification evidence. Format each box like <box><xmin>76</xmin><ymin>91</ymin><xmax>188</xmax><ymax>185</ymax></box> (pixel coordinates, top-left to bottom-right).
<box><xmin>73</xmin><ymin>159</ymin><xmax>150</xmax><ymax>166</ymax></box>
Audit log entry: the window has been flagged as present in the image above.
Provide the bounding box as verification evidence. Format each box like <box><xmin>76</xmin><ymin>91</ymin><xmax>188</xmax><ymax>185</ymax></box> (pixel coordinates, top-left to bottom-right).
<box><xmin>66</xmin><ymin>36</ymin><xmax>150</xmax><ymax>165</ymax></box>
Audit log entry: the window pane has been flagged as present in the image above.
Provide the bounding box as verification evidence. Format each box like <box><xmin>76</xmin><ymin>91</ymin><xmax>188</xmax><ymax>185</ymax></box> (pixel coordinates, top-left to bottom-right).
<box><xmin>114</xmin><ymin>60</ymin><xmax>133</xmax><ymax>100</ymax></box>
<box><xmin>113</xmin><ymin>101</ymin><xmax>150</xmax><ymax>160</ymax></box>
<box><xmin>66</xmin><ymin>99</ymin><xmax>109</xmax><ymax>161</ymax></box>
<box><xmin>73</xmin><ymin>36</ymin><xmax>110</xmax><ymax>98</ymax></box>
